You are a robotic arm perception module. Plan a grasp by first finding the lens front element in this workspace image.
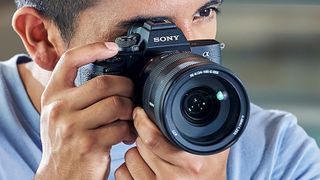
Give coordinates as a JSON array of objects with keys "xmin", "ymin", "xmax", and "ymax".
[{"xmin": 183, "ymin": 87, "xmax": 221, "ymax": 125}]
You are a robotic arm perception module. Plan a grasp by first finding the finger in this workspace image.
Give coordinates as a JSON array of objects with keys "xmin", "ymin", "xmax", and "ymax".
[
  {"xmin": 122, "ymin": 123, "xmax": 137, "ymax": 145},
  {"xmin": 115, "ymin": 163, "xmax": 133, "ymax": 180},
  {"xmin": 135, "ymin": 137, "xmax": 173, "ymax": 176},
  {"xmin": 91, "ymin": 120, "xmax": 133, "ymax": 147},
  {"xmin": 79, "ymin": 96, "xmax": 133, "ymax": 129},
  {"xmin": 125, "ymin": 147, "xmax": 156, "ymax": 179},
  {"xmin": 47, "ymin": 42, "xmax": 118, "ymax": 92},
  {"xmin": 68, "ymin": 75, "xmax": 134, "ymax": 110},
  {"xmin": 133, "ymin": 107, "xmax": 193, "ymax": 166}
]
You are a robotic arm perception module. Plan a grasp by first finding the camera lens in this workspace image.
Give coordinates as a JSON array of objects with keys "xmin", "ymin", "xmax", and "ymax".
[
  {"xmin": 183, "ymin": 87, "xmax": 220, "ymax": 125},
  {"xmin": 141, "ymin": 52, "xmax": 250, "ymax": 155}
]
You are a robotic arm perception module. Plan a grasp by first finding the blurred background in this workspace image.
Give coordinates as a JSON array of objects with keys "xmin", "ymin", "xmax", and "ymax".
[{"xmin": 0, "ymin": 0, "xmax": 319, "ymax": 145}]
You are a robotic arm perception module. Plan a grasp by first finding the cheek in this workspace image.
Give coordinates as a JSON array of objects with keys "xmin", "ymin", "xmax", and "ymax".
[
  {"xmin": 176, "ymin": 19, "xmax": 217, "ymax": 41},
  {"xmin": 67, "ymin": 27, "xmax": 102, "ymax": 49},
  {"xmin": 193, "ymin": 20, "xmax": 217, "ymax": 40}
]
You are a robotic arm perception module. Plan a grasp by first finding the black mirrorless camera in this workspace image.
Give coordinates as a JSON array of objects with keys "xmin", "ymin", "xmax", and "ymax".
[{"xmin": 76, "ymin": 19, "xmax": 250, "ymax": 155}]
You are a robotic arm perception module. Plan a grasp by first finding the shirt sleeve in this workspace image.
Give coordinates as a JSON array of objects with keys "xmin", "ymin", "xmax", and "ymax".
[{"xmin": 271, "ymin": 112, "xmax": 320, "ymax": 179}]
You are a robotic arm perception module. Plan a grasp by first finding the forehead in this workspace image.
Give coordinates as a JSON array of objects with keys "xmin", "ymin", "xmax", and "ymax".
[
  {"xmin": 95, "ymin": 0, "xmax": 212, "ymax": 17},
  {"xmin": 70, "ymin": 0, "xmax": 217, "ymax": 45}
]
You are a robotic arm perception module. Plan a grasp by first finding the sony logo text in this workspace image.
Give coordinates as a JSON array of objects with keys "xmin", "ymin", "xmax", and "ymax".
[{"xmin": 154, "ymin": 35, "xmax": 180, "ymax": 43}]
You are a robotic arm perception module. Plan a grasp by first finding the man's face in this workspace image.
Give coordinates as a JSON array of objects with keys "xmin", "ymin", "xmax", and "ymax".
[{"xmin": 67, "ymin": 0, "xmax": 220, "ymax": 48}]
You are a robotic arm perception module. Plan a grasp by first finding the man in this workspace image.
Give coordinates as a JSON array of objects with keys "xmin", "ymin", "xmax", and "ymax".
[{"xmin": 0, "ymin": 0, "xmax": 319, "ymax": 179}]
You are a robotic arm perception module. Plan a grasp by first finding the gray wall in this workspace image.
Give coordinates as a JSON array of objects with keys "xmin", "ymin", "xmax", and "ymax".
[
  {"xmin": 0, "ymin": 2, "xmax": 26, "ymax": 59},
  {"xmin": 217, "ymin": 3, "xmax": 320, "ymax": 144},
  {"xmin": 1, "ymin": 1, "xmax": 319, "ymax": 144}
]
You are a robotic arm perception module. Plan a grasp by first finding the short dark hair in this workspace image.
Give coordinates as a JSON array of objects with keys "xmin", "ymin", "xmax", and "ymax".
[{"xmin": 14, "ymin": 0, "xmax": 97, "ymax": 43}]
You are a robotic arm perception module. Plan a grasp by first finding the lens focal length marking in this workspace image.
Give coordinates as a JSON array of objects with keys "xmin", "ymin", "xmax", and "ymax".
[
  {"xmin": 233, "ymin": 115, "xmax": 245, "ymax": 136},
  {"xmin": 189, "ymin": 69, "xmax": 219, "ymax": 78},
  {"xmin": 172, "ymin": 130, "xmax": 178, "ymax": 137}
]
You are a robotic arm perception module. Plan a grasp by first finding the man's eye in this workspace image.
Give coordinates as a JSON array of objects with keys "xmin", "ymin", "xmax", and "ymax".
[{"xmin": 194, "ymin": 7, "xmax": 220, "ymax": 21}]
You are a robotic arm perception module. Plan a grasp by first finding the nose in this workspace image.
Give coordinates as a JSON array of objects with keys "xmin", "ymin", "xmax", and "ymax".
[
  {"xmin": 172, "ymin": 16, "xmax": 217, "ymax": 41},
  {"xmin": 173, "ymin": 20, "xmax": 196, "ymax": 40}
]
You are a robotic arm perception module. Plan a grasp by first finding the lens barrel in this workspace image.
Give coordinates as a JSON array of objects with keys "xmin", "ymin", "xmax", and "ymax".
[{"xmin": 141, "ymin": 52, "xmax": 250, "ymax": 155}]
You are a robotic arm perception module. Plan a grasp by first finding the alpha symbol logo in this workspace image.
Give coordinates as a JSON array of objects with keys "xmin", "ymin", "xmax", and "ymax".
[{"xmin": 203, "ymin": 51, "xmax": 210, "ymax": 57}]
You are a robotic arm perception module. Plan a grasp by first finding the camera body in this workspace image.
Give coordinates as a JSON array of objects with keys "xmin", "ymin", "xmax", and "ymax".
[
  {"xmin": 76, "ymin": 19, "xmax": 250, "ymax": 155},
  {"xmin": 76, "ymin": 19, "xmax": 221, "ymax": 85}
]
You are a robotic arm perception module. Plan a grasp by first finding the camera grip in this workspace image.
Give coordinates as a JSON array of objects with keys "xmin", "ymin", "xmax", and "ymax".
[
  {"xmin": 75, "ymin": 59, "xmax": 127, "ymax": 86},
  {"xmin": 75, "ymin": 63, "xmax": 105, "ymax": 86}
]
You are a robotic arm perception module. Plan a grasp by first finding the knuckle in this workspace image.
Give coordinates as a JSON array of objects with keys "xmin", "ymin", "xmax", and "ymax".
[
  {"xmin": 79, "ymin": 135, "xmax": 96, "ymax": 155},
  {"xmin": 94, "ymin": 76, "xmax": 110, "ymax": 92},
  {"xmin": 186, "ymin": 160, "xmax": 204, "ymax": 176},
  {"xmin": 124, "ymin": 147, "xmax": 138, "ymax": 162},
  {"xmin": 59, "ymin": 50, "xmax": 76, "ymax": 68},
  {"xmin": 40, "ymin": 91, "xmax": 50, "ymax": 106},
  {"xmin": 119, "ymin": 99, "xmax": 133, "ymax": 120},
  {"xmin": 143, "ymin": 132, "xmax": 161, "ymax": 150},
  {"xmin": 102, "ymin": 96, "xmax": 126, "ymax": 118},
  {"xmin": 90, "ymin": 42, "xmax": 106, "ymax": 50},
  {"xmin": 114, "ymin": 165, "xmax": 125, "ymax": 179},
  {"xmin": 159, "ymin": 173, "xmax": 182, "ymax": 180},
  {"xmin": 126, "ymin": 100, "xmax": 134, "ymax": 111},
  {"xmin": 117, "ymin": 121, "xmax": 131, "ymax": 135},
  {"xmin": 61, "ymin": 50, "xmax": 73, "ymax": 61},
  {"xmin": 114, "ymin": 169, "xmax": 121, "ymax": 179},
  {"xmin": 111, "ymin": 96, "xmax": 123, "ymax": 109},
  {"xmin": 175, "ymin": 175, "xmax": 188, "ymax": 180},
  {"xmin": 47, "ymin": 100, "xmax": 65, "ymax": 122},
  {"xmin": 59, "ymin": 120, "xmax": 77, "ymax": 139},
  {"xmin": 125, "ymin": 78, "xmax": 134, "ymax": 94}
]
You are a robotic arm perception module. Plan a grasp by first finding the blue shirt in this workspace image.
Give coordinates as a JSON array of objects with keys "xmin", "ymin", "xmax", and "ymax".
[{"xmin": 0, "ymin": 55, "xmax": 319, "ymax": 180}]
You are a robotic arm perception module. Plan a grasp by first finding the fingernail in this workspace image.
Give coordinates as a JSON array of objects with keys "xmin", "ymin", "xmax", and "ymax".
[
  {"xmin": 133, "ymin": 107, "xmax": 142, "ymax": 119},
  {"xmin": 133, "ymin": 108, "xmax": 138, "ymax": 119},
  {"xmin": 105, "ymin": 42, "xmax": 119, "ymax": 52}
]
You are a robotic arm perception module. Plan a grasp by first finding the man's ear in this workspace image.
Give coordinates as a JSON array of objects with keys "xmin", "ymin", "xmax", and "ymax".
[{"xmin": 12, "ymin": 7, "xmax": 60, "ymax": 71}]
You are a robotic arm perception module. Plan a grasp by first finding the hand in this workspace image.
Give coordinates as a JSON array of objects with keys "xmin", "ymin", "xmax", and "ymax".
[
  {"xmin": 115, "ymin": 107, "xmax": 229, "ymax": 180},
  {"xmin": 35, "ymin": 42, "xmax": 136, "ymax": 180}
]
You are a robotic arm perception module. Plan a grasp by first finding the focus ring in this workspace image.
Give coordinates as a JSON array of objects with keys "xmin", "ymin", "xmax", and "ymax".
[{"xmin": 143, "ymin": 53, "xmax": 204, "ymax": 108}]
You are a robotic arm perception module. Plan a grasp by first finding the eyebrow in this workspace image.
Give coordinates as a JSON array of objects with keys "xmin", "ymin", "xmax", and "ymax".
[{"xmin": 116, "ymin": 0, "xmax": 222, "ymax": 29}]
